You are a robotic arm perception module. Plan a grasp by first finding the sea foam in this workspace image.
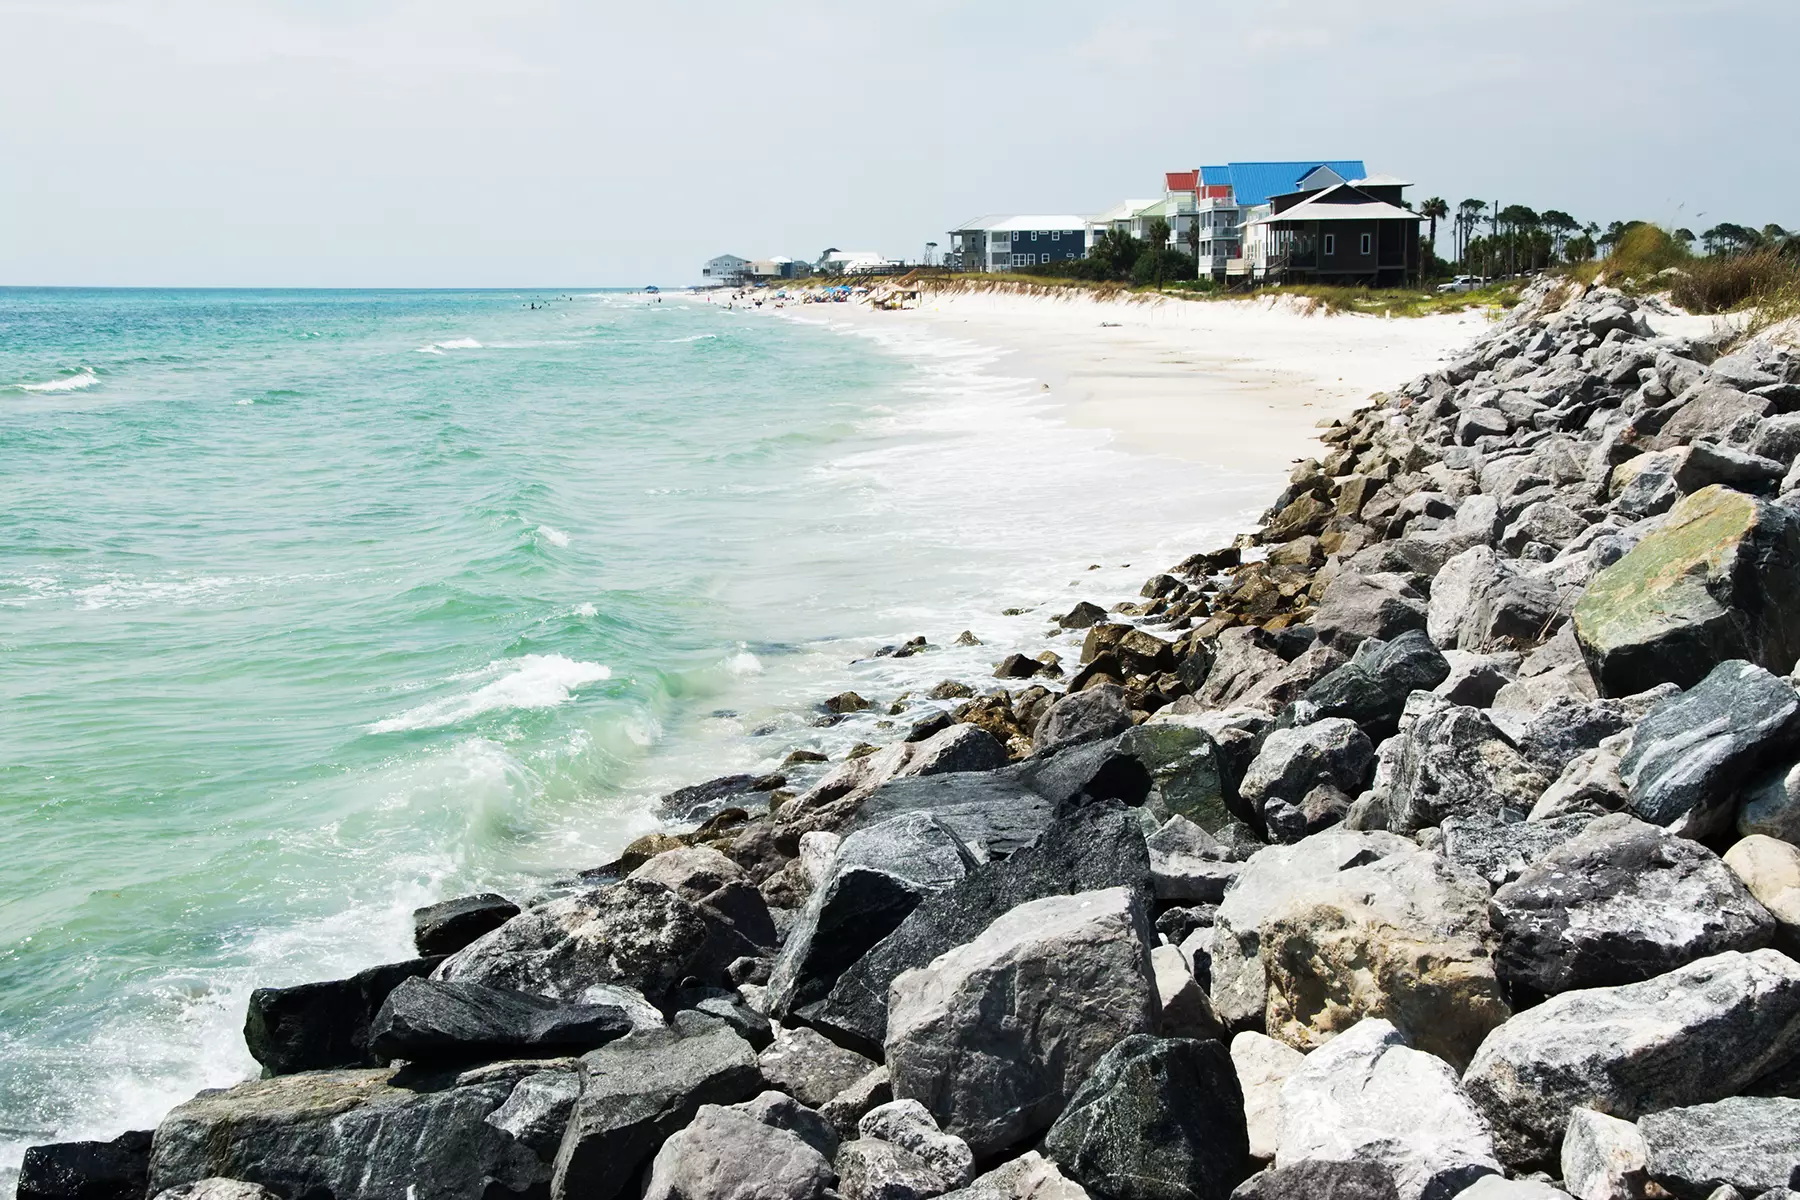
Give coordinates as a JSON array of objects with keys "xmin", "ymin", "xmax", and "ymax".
[
  {"xmin": 16, "ymin": 369, "xmax": 99, "ymax": 393},
  {"xmin": 414, "ymin": 338, "xmax": 483, "ymax": 355},
  {"xmin": 369, "ymin": 654, "xmax": 611, "ymax": 734}
]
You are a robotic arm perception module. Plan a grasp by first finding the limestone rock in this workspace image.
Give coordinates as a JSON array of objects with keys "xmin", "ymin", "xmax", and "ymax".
[
  {"xmin": 1724, "ymin": 835, "xmax": 1800, "ymax": 953},
  {"xmin": 1043, "ymin": 1035, "xmax": 1249, "ymax": 1200},
  {"xmin": 1490, "ymin": 814, "xmax": 1774, "ymax": 998},
  {"xmin": 885, "ymin": 887, "xmax": 1159, "ymax": 1158},
  {"xmin": 1275, "ymin": 1019, "xmax": 1500, "ymax": 1200},
  {"xmin": 1560, "ymin": 1108, "xmax": 1648, "ymax": 1200},
  {"xmin": 1231, "ymin": 1033, "xmax": 1305, "ymax": 1163},
  {"xmin": 1639, "ymin": 1097, "xmax": 1800, "ymax": 1200},
  {"xmin": 1572, "ymin": 485, "xmax": 1800, "ymax": 695},
  {"xmin": 1462, "ymin": 949, "xmax": 1800, "ymax": 1170}
]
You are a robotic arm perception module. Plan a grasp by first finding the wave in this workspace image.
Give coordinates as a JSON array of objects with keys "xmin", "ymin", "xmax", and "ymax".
[
  {"xmin": 665, "ymin": 333, "xmax": 718, "ymax": 344},
  {"xmin": 368, "ymin": 654, "xmax": 611, "ymax": 734},
  {"xmin": 15, "ymin": 368, "xmax": 99, "ymax": 393},
  {"xmin": 534, "ymin": 525, "xmax": 570, "ymax": 548},
  {"xmin": 414, "ymin": 338, "xmax": 483, "ymax": 355}
]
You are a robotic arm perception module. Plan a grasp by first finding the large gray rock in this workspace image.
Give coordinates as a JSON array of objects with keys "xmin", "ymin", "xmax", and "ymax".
[
  {"xmin": 1618, "ymin": 660, "xmax": 1800, "ymax": 838},
  {"xmin": 1382, "ymin": 703, "xmax": 1551, "ymax": 833},
  {"xmin": 1639, "ymin": 1097, "xmax": 1800, "ymax": 1200},
  {"xmin": 1231, "ymin": 1033, "xmax": 1306, "ymax": 1163},
  {"xmin": 1153, "ymin": 944, "xmax": 1226, "ymax": 1042},
  {"xmin": 1462, "ymin": 949, "xmax": 1800, "ymax": 1171},
  {"xmin": 1034, "ymin": 685, "xmax": 1134, "ymax": 756},
  {"xmin": 812, "ymin": 808, "xmax": 1149, "ymax": 1054},
  {"xmin": 1301, "ymin": 631, "xmax": 1452, "ymax": 740},
  {"xmin": 937, "ymin": 1153, "xmax": 1089, "ymax": 1200},
  {"xmin": 1274, "ymin": 1019, "xmax": 1500, "ymax": 1200},
  {"xmin": 857, "ymin": 1100, "xmax": 975, "ymax": 1193},
  {"xmin": 368, "ymin": 977, "xmax": 635, "ymax": 1062},
  {"xmin": 1196, "ymin": 630, "xmax": 1290, "ymax": 710},
  {"xmin": 1560, "ymin": 1108, "xmax": 1648, "ymax": 1200},
  {"xmin": 152, "ymin": 1182, "xmax": 281, "ymax": 1200},
  {"xmin": 413, "ymin": 893, "xmax": 520, "ymax": 957},
  {"xmin": 1454, "ymin": 1181, "xmax": 1573, "ymax": 1200},
  {"xmin": 642, "ymin": 1093, "xmax": 838, "ymax": 1200},
  {"xmin": 243, "ymin": 957, "xmax": 440, "ymax": 1076},
  {"xmin": 843, "ymin": 773, "xmax": 1054, "ymax": 857},
  {"xmin": 885, "ymin": 887, "xmax": 1159, "ymax": 1158},
  {"xmin": 784, "ymin": 725, "xmax": 1012, "ymax": 821},
  {"xmin": 1440, "ymin": 812, "xmax": 1594, "ymax": 889},
  {"xmin": 147, "ymin": 1061, "xmax": 574, "ymax": 1200},
  {"xmin": 1513, "ymin": 693, "xmax": 1664, "ymax": 779},
  {"xmin": 1229, "ymin": 1162, "xmax": 1399, "ymax": 1200},
  {"xmin": 551, "ymin": 1012, "xmax": 763, "ymax": 1200},
  {"xmin": 765, "ymin": 813, "xmax": 977, "ymax": 1018},
  {"xmin": 758, "ymin": 1026, "xmax": 879, "ymax": 1110},
  {"xmin": 1238, "ymin": 720, "xmax": 1375, "ymax": 842},
  {"xmin": 630, "ymin": 846, "xmax": 748, "ymax": 900},
  {"xmin": 1572, "ymin": 485, "xmax": 1800, "ymax": 695},
  {"xmin": 1043, "ymin": 1035, "xmax": 1249, "ymax": 1200},
  {"xmin": 1740, "ymin": 761, "xmax": 1800, "ymax": 842},
  {"xmin": 1429, "ymin": 547, "xmax": 1563, "ymax": 655},
  {"xmin": 1147, "ymin": 816, "xmax": 1241, "ymax": 905},
  {"xmin": 435, "ymin": 879, "xmax": 728, "ymax": 1005},
  {"xmin": 1314, "ymin": 572, "xmax": 1429, "ymax": 652},
  {"xmin": 1489, "ymin": 814, "xmax": 1775, "ymax": 998}
]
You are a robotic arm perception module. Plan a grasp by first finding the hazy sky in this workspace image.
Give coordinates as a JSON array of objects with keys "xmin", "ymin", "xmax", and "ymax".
[{"xmin": 2, "ymin": 0, "xmax": 1791, "ymax": 287}]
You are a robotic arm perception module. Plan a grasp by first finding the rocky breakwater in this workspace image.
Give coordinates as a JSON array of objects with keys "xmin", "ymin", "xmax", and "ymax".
[{"xmin": 20, "ymin": 283, "xmax": 1800, "ymax": 1200}]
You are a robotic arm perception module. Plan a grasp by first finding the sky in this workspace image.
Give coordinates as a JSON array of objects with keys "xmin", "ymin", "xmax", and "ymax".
[{"xmin": 1, "ymin": 0, "xmax": 1792, "ymax": 287}]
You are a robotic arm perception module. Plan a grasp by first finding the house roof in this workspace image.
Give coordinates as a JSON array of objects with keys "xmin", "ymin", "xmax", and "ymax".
[
  {"xmin": 1165, "ymin": 170, "xmax": 1200, "ymax": 192},
  {"xmin": 1196, "ymin": 161, "xmax": 1370, "ymax": 207},
  {"xmin": 1092, "ymin": 198, "xmax": 1161, "ymax": 223},
  {"xmin": 1248, "ymin": 184, "xmax": 1421, "ymax": 225},
  {"xmin": 1351, "ymin": 173, "xmax": 1413, "ymax": 187},
  {"xmin": 951, "ymin": 214, "xmax": 1091, "ymax": 233}
]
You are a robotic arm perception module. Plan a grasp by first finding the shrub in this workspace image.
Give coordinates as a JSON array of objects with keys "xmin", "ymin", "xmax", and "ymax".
[
  {"xmin": 1603, "ymin": 224, "xmax": 1691, "ymax": 278},
  {"xmin": 1130, "ymin": 249, "xmax": 1196, "ymax": 286},
  {"xmin": 1669, "ymin": 251, "xmax": 1800, "ymax": 314}
]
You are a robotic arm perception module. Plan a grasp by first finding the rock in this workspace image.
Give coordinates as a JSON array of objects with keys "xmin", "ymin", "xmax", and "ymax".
[
  {"xmin": 1231, "ymin": 1032, "xmax": 1304, "ymax": 1163},
  {"xmin": 828, "ymin": 692, "xmax": 873, "ymax": 714},
  {"xmin": 1196, "ymin": 630, "xmax": 1291, "ymax": 710},
  {"xmin": 1618, "ymin": 660, "xmax": 1800, "ymax": 838},
  {"xmin": 1560, "ymin": 1109, "xmax": 1648, "ymax": 1200},
  {"xmin": 1463, "ymin": 949, "xmax": 1800, "ymax": 1170},
  {"xmin": 784, "ymin": 724, "xmax": 1012, "ymax": 825},
  {"xmin": 1489, "ymin": 814, "xmax": 1775, "ymax": 999},
  {"xmin": 1740, "ymin": 761, "xmax": 1800, "ymax": 842},
  {"xmin": 1034, "ymin": 686, "xmax": 1135, "ymax": 756},
  {"xmin": 1654, "ymin": 384, "xmax": 1768, "ymax": 449},
  {"xmin": 16, "ymin": 1131, "xmax": 151, "ymax": 1200},
  {"xmin": 1573, "ymin": 486, "xmax": 1800, "ymax": 695},
  {"xmin": 1302, "ymin": 631, "xmax": 1452, "ymax": 739},
  {"xmin": 1528, "ymin": 741, "xmax": 1632, "ymax": 822},
  {"xmin": 630, "ymin": 846, "xmax": 747, "ymax": 900},
  {"xmin": 1255, "ymin": 841, "xmax": 1508, "ymax": 1069},
  {"xmin": 1724, "ymin": 835, "xmax": 1800, "ymax": 953},
  {"xmin": 1239, "ymin": 719, "xmax": 1374, "ymax": 840},
  {"xmin": 885, "ymin": 887, "xmax": 1159, "ymax": 1158},
  {"xmin": 1440, "ymin": 812, "xmax": 1594, "ymax": 888},
  {"xmin": 1209, "ymin": 830, "xmax": 1417, "ymax": 1032},
  {"xmin": 151, "ymin": 1181, "xmax": 281, "ymax": 1200},
  {"xmin": 1640, "ymin": 1097, "xmax": 1800, "ymax": 1200},
  {"xmin": 821, "ymin": 1067, "xmax": 894, "ymax": 1138},
  {"xmin": 849, "ymin": 1100, "xmax": 976, "ymax": 1197},
  {"xmin": 1513, "ymin": 693, "xmax": 1662, "ymax": 778},
  {"xmin": 1061, "ymin": 601, "xmax": 1110, "ymax": 629},
  {"xmin": 1434, "ymin": 650, "xmax": 1522, "ymax": 709},
  {"xmin": 367, "ymin": 977, "xmax": 634, "ymax": 1062},
  {"xmin": 1382, "ymin": 703, "xmax": 1550, "ymax": 833},
  {"xmin": 1043, "ymin": 1035, "xmax": 1248, "ymax": 1200},
  {"xmin": 1114, "ymin": 722, "xmax": 1237, "ymax": 833},
  {"xmin": 551, "ymin": 1012, "xmax": 764, "ymax": 1200},
  {"xmin": 766, "ymin": 812, "xmax": 978, "ymax": 1018},
  {"xmin": 1148, "ymin": 816, "xmax": 1241, "ymax": 904},
  {"xmin": 1455, "ymin": 1182, "xmax": 1573, "ymax": 1200},
  {"xmin": 837, "ymin": 1139, "xmax": 952, "ymax": 1200},
  {"xmin": 1274, "ymin": 1019, "xmax": 1500, "ymax": 1200},
  {"xmin": 1153, "ymin": 943, "xmax": 1226, "ymax": 1041},
  {"xmin": 939, "ymin": 1153, "xmax": 1089, "ymax": 1200},
  {"xmin": 1501, "ymin": 500, "xmax": 1591, "ymax": 556},
  {"xmin": 1229, "ymin": 1161, "xmax": 1400, "ymax": 1200},
  {"xmin": 1430, "ymin": 548, "xmax": 1564, "ymax": 655},
  {"xmin": 243, "ymin": 956, "xmax": 440, "ymax": 1076},
  {"xmin": 147, "ymin": 1061, "xmax": 575, "ymax": 1200},
  {"xmin": 813, "ymin": 808, "xmax": 1149, "ymax": 1053},
  {"xmin": 844, "ymin": 772, "xmax": 1054, "ymax": 858},
  {"xmin": 413, "ymin": 893, "xmax": 521, "ymax": 957},
  {"xmin": 642, "ymin": 1095, "xmax": 837, "ymax": 1200},
  {"xmin": 687, "ymin": 991, "xmax": 774, "ymax": 1050},
  {"xmin": 1313, "ymin": 572, "xmax": 1429, "ymax": 652},
  {"xmin": 661, "ymin": 774, "xmax": 778, "ymax": 824},
  {"xmin": 759, "ymin": 1026, "xmax": 880, "ymax": 1109},
  {"xmin": 929, "ymin": 680, "xmax": 977, "ymax": 701}
]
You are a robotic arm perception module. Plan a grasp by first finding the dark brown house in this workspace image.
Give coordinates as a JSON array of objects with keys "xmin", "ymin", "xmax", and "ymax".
[{"xmin": 1247, "ymin": 177, "xmax": 1422, "ymax": 287}]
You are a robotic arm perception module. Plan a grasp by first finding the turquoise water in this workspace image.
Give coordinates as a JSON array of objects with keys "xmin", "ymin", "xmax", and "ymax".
[{"xmin": 0, "ymin": 288, "xmax": 1270, "ymax": 1166}]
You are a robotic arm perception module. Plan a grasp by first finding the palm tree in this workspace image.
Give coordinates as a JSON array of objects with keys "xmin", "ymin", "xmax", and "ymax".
[
  {"xmin": 1456, "ymin": 200, "xmax": 1488, "ymax": 268},
  {"xmin": 1420, "ymin": 197, "xmax": 1449, "ymax": 259}
]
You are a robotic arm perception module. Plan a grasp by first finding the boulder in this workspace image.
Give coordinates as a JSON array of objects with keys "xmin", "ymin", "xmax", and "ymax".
[
  {"xmin": 16, "ymin": 1131, "xmax": 151, "ymax": 1200},
  {"xmin": 435, "ymin": 879, "xmax": 726, "ymax": 1005},
  {"xmin": 1572, "ymin": 485, "xmax": 1800, "ymax": 695},
  {"xmin": 1739, "ymin": 761, "xmax": 1800, "ymax": 842},
  {"xmin": 1528, "ymin": 741, "xmax": 1632, "ymax": 823},
  {"xmin": 758, "ymin": 1026, "xmax": 880, "ymax": 1109},
  {"xmin": 642, "ymin": 1094, "xmax": 838, "ymax": 1200},
  {"xmin": 812, "ymin": 808, "xmax": 1149, "ymax": 1054},
  {"xmin": 1639, "ymin": 1096, "xmax": 1800, "ymax": 1200},
  {"xmin": 820, "ymin": 1067, "xmax": 894, "ymax": 1139},
  {"xmin": 765, "ymin": 812, "xmax": 977, "ymax": 1018},
  {"xmin": 1489, "ymin": 814, "xmax": 1775, "ymax": 999},
  {"xmin": 1654, "ymin": 384, "xmax": 1768, "ymax": 449},
  {"xmin": 1228, "ymin": 1161, "xmax": 1400, "ymax": 1200},
  {"xmin": 1034, "ymin": 686, "xmax": 1135, "ymax": 757},
  {"xmin": 1618, "ymin": 660, "xmax": 1800, "ymax": 839},
  {"xmin": 151, "ymin": 1182, "xmax": 281, "ymax": 1200},
  {"xmin": 1043, "ymin": 1035, "xmax": 1249, "ymax": 1200},
  {"xmin": 1560, "ymin": 1108, "xmax": 1649, "ymax": 1200},
  {"xmin": 885, "ymin": 887, "xmax": 1159, "ymax": 1158},
  {"xmin": 1196, "ymin": 631, "xmax": 1291, "ymax": 710},
  {"xmin": 1381, "ymin": 703, "xmax": 1550, "ymax": 833},
  {"xmin": 662, "ymin": 774, "xmax": 781, "ymax": 824},
  {"xmin": 843, "ymin": 773, "xmax": 1053, "ymax": 857},
  {"xmin": 1454, "ymin": 1182, "xmax": 1573, "ymax": 1200},
  {"xmin": 1313, "ymin": 572, "xmax": 1429, "ymax": 652},
  {"xmin": 1238, "ymin": 719, "xmax": 1374, "ymax": 841},
  {"xmin": 1231, "ymin": 1033, "xmax": 1305, "ymax": 1163},
  {"xmin": 1148, "ymin": 816, "xmax": 1241, "ymax": 904},
  {"xmin": 243, "ymin": 956, "xmax": 440, "ymax": 1076},
  {"xmin": 413, "ymin": 893, "xmax": 521, "ymax": 957},
  {"xmin": 1440, "ymin": 812, "xmax": 1594, "ymax": 889},
  {"xmin": 1434, "ymin": 650, "xmax": 1522, "ymax": 709},
  {"xmin": 1724, "ymin": 835, "xmax": 1800, "ymax": 953},
  {"xmin": 938, "ymin": 1153, "xmax": 1089, "ymax": 1200},
  {"xmin": 551, "ymin": 1012, "xmax": 764, "ymax": 1200},
  {"xmin": 367, "ymin": 977, "xmax": 634, "ymax": 1062},
  {"xmin": 1114, "ymin": 723, "xmax": 1236, "ymax": 833},
  {"xmin": 859, "ymin": 1101, "xmax": 975, "ymax": 1189},
  {"xmin": 1274, "ymin": 1019, "xmax": 1500, "ymax": 1200},
  {"xmin": 1302, "ymin": 631, "xmax": 1452, "ymax": 739},
  {"xmin": 1462, "ymin": 949, "xmax": 1800, "ymax": 1170},
  {"xmin": 1152, "ymin": 943, "xmax": 1226, "ymax": 1041},
  {"xmin": 1513, "ymin": 693, "xmax": 1662, "ymax": 779},
  {"xmin": 147, "ymin": 1061, "xmax": 575, "ymax": 1200},
  {"xmin": 1428, "ymin": 547, "xmax": 1563, "ymax": 655},
  {"xmin": 784, "ymin": 725, "xmax": 1012, "ymax": 823},
  {"xmin": 837, "ymin": 1100, "xmax": 976, "ymax": 1200},
  {"xmin": 629, "ymin": 846, "xmax": 747, "ymax": 900}
]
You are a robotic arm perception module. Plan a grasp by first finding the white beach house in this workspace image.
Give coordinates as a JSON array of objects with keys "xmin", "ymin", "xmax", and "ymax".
[{"xmin": 946, "ymin": 216, "xmax": 1092, "ymax": 272}]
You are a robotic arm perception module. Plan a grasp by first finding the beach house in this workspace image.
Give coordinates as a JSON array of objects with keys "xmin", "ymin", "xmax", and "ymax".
[
  {"xmin": 702, "ymin": 254, "xmax": 750, "ymax": 285},
  {"xmin": 1241, "ymin": 174, "xmax": 1422, "ymax": 287},
  {"xmin": 946, "ymin": 216, "xmax": 1092, "ymax": 272}
]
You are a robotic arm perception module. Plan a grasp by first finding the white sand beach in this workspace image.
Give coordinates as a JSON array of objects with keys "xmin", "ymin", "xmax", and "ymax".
[{"xmin": 775, "ymin": 285, "xmax": 1492, "ymax": 475}]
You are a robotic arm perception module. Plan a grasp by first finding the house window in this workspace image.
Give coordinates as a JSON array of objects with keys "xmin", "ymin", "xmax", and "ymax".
[
  {"xmin": 1051, "ymin": 230, "xmax": 1060, "ymax": 241},
  {"xmin": 1324, "ymin": 234, "xmax": 1336, "ymax": 256},
  {"xmin": 1031, "ymin": 231, "xmax": 1039, "ymax": 240},
  {"xmin": 1360, "ymin": 233, "xmax": 1373, "ymax": 256}
]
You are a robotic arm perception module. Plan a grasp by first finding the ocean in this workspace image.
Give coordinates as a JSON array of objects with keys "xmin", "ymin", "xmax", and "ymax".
[{"xmin": 0, "ymin": 287, "xmax": 1273, "ymax": 1170}]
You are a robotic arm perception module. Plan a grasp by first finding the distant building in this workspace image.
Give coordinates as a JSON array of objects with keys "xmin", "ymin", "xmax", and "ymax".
[
  {"xmin": 818, "ymin": 250, "xmax": 891, "ymax": 274},
  {"xmin": 1243, "ymin": 175, "xmax": 1421, "ymax": 286},
  {"xmin": 1160, "ymin": 161, "xmax": 1369, "ymax": 281},
  {"xmin": 702, "ymin": 254, "xmax": 749, "ymax": 285},
  {"xmin": 747, "ymin": 256, "xmax": 811, "ymax": 281},
  {"xmin": 946, "ymin": 216, "xmax": 1091, "ymax": 272}
]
